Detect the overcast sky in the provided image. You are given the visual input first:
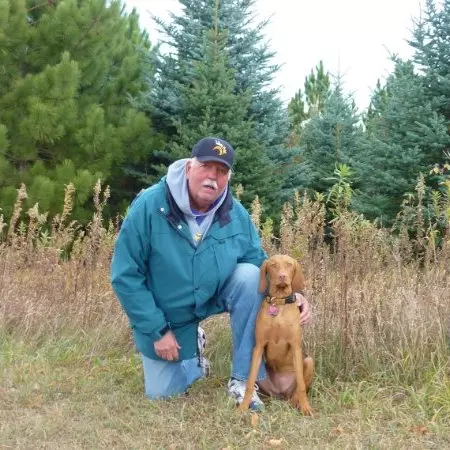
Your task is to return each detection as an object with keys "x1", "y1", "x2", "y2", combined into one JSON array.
[{"x1": 124, "y1": 0, "x2": 425, "y2": 112}]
